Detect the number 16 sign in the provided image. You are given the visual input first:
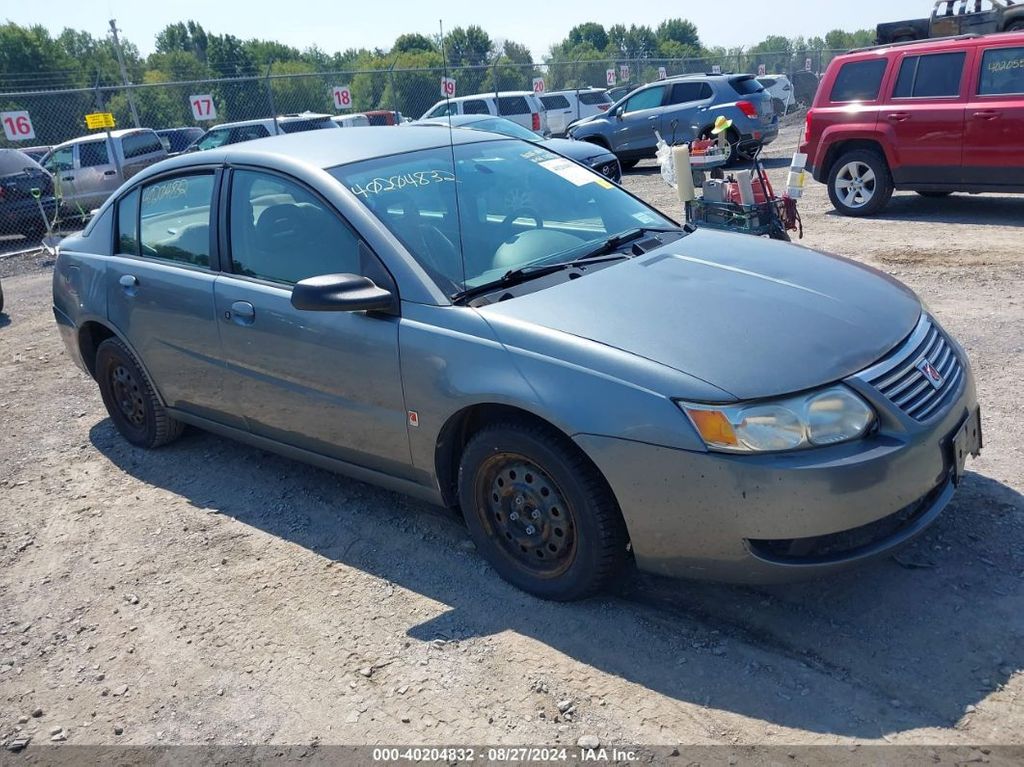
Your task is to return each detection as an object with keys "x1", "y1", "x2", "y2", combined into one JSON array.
[
  {"x1": 2, "y1": 111, "x2": 36, "y2": 141},
  {"x1": 190, "y1": 94, "x2": 217, "y2": 121}
]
